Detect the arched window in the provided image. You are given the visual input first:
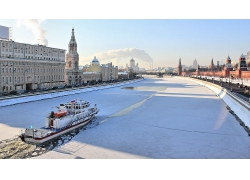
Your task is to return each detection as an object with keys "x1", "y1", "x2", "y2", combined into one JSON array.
[{"x1": 69, "y1": 61, "x2": 72, "y2": 67}]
